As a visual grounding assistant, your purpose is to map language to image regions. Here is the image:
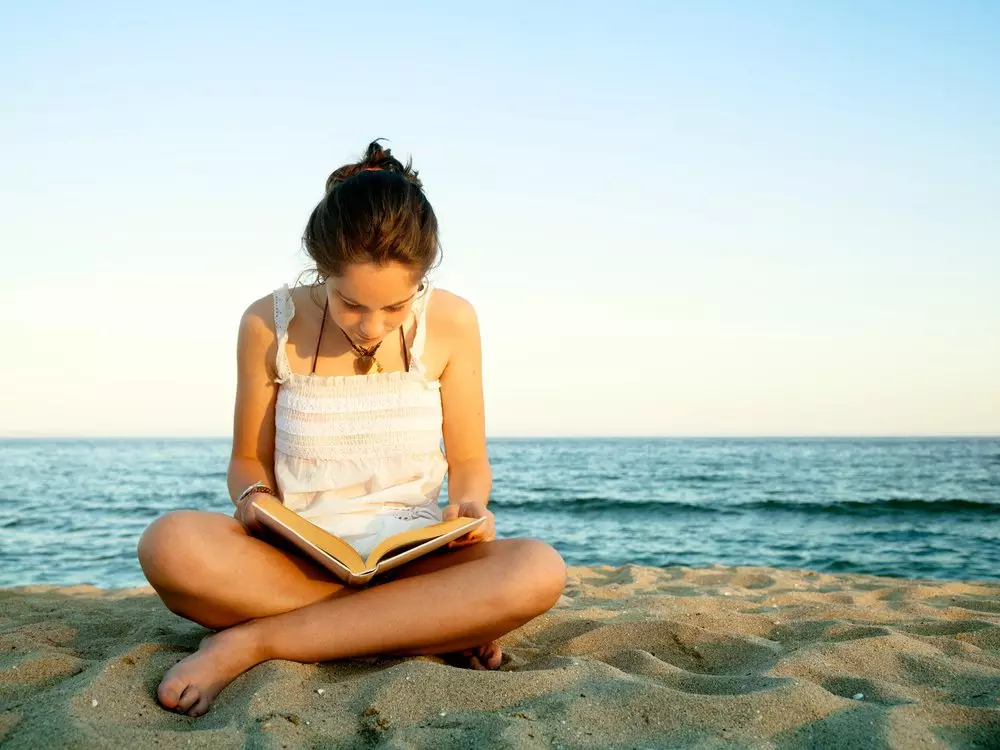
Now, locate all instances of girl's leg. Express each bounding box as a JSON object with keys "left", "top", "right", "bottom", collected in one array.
[
  {"left": 138, "top": 511, "right": 516, "bottom": 667},
  {"left": 138, "top": 510, "right": 355, "bottom": 629},
  {"left": 138, "top": 511, "right": 509, "bottom": 669},
  {"left": 138, "top": 511, "right": 567, "bottom": 716}
]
